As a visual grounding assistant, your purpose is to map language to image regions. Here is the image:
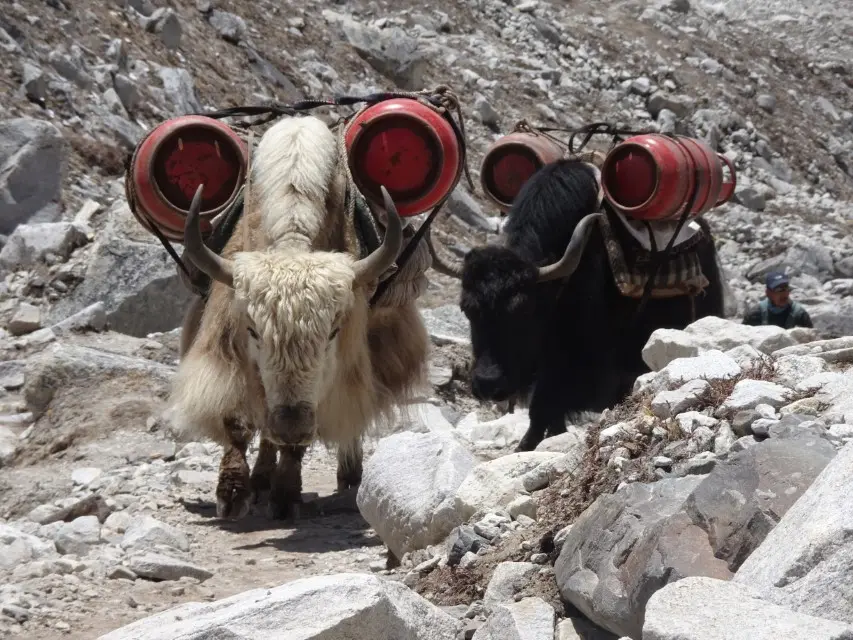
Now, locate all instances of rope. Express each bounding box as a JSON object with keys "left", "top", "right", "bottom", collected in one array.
[{"left": 511, "top": 119, "right": 657, "bottom": 156}]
